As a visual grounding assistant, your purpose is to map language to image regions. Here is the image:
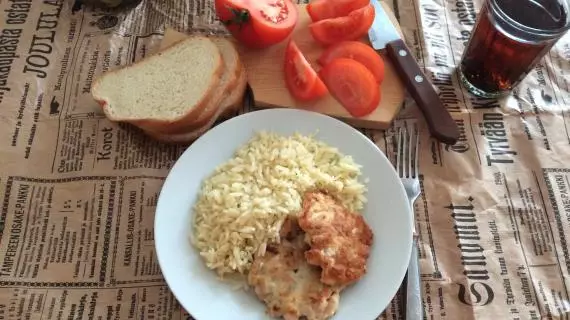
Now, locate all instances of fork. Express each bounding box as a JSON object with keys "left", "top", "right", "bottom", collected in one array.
[{"left": 395, "top": 125, "right": 423, "bottom": 320}]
